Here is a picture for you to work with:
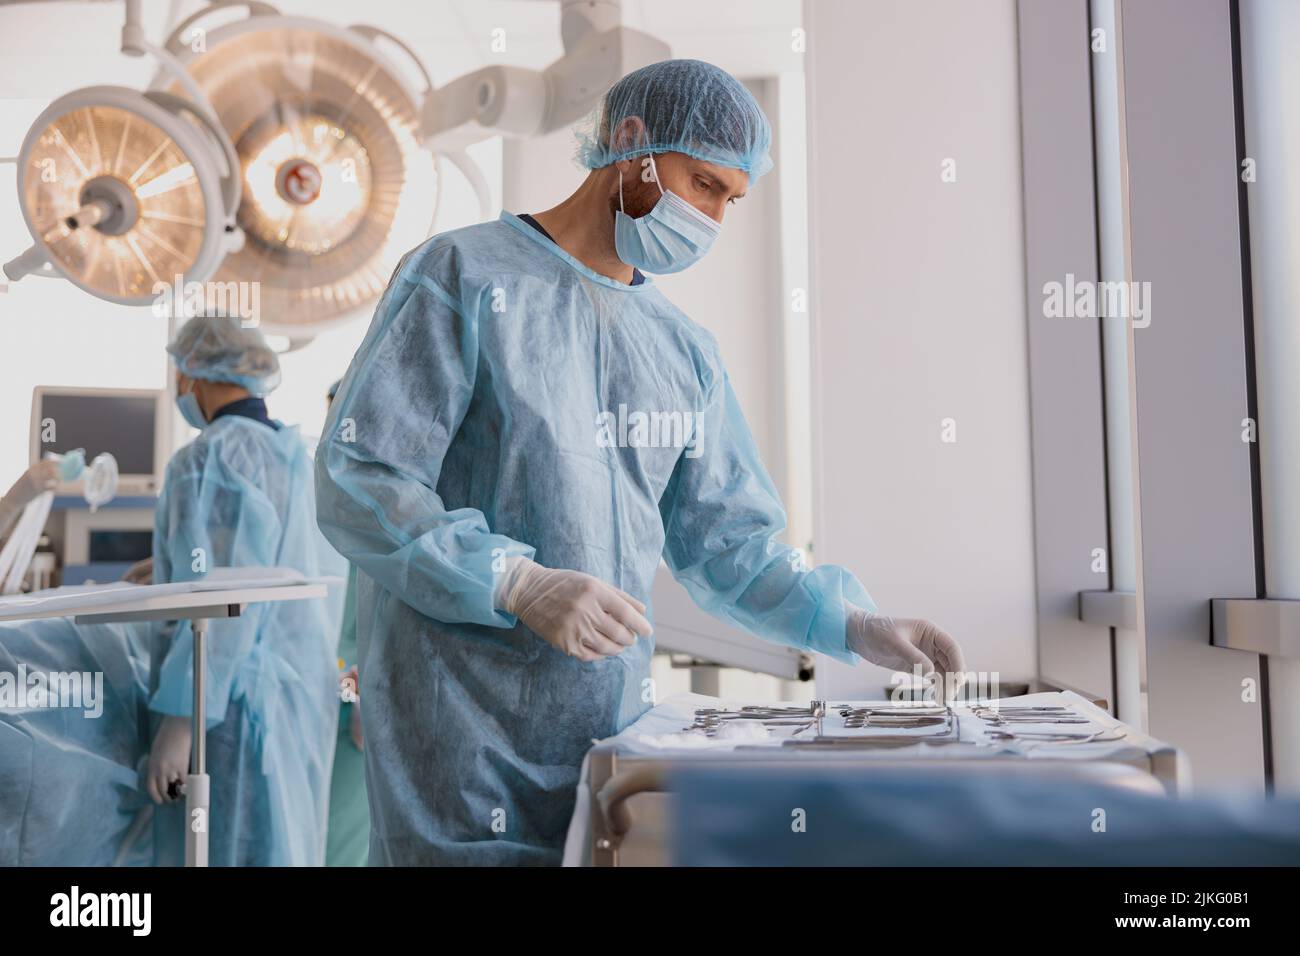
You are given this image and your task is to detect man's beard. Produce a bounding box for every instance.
[611,167,662,220]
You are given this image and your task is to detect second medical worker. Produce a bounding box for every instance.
[316,59,965,865]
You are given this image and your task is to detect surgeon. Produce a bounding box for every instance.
[148,314,340,866]
[316,59,965,866]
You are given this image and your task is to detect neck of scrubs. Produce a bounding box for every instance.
[529,167,642,285]
[519,214,645,286]
[211,396,279,430]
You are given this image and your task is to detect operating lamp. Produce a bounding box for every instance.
[4,85,241,304]
[155,8,441,336]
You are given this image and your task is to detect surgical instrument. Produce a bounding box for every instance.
[836,705,949,729]
[983,729,1128,745]
[971,704,1092,726]
[687,701,828,737]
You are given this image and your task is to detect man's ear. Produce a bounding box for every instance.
[610,115,648,154]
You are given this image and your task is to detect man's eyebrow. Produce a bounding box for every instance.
[698,168,746,198]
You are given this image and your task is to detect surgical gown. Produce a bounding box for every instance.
[315,212,873,865]
[150,416,341,866]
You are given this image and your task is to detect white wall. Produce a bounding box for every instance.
[805,0,1037,697]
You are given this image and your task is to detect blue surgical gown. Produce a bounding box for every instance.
[150,416,341,866]
[315,211,873,865]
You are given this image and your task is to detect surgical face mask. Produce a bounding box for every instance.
[176,381,209,430]
[614,155,721,275]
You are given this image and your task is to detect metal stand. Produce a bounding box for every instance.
[185,617,210,867]
[76,601,242,868]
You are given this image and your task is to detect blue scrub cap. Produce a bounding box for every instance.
[575,59,773,184]
[167,314,282,397]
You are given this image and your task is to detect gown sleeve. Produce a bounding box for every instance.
[659,371,874,664]
[314,246,534,628]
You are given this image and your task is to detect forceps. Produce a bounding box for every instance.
[836,705,949,729]
[972,705,1091,726]
[688,700,827,737]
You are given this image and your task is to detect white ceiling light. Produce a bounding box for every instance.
[5,85,241,305]
[157,6,439,336]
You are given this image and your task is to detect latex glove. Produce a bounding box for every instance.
[497,557,652,662]
[122,556,154,585]
[146,715,193,804]
[847,607,967,699]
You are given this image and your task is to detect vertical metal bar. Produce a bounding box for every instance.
[186,617,210,867]
[1090,0,1144,729]
[1016,0,1113,702]
[1116,0,1265,788]
[1235,0,1300,791]
[191,617,206,775]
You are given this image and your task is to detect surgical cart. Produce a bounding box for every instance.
[564,691,1188,866]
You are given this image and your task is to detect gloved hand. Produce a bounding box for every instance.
[122,556,154,585]
[146,715,193,804]
[846,606,966,699]
[497,557,652,662]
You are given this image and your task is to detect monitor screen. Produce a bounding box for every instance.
[37,393,156,476]
[89,529,154,563]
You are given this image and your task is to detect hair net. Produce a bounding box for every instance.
[575,59,773,183]
[166,315,282,396]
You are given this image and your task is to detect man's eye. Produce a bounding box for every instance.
[727,197,738,205]
[695,178,711,191]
